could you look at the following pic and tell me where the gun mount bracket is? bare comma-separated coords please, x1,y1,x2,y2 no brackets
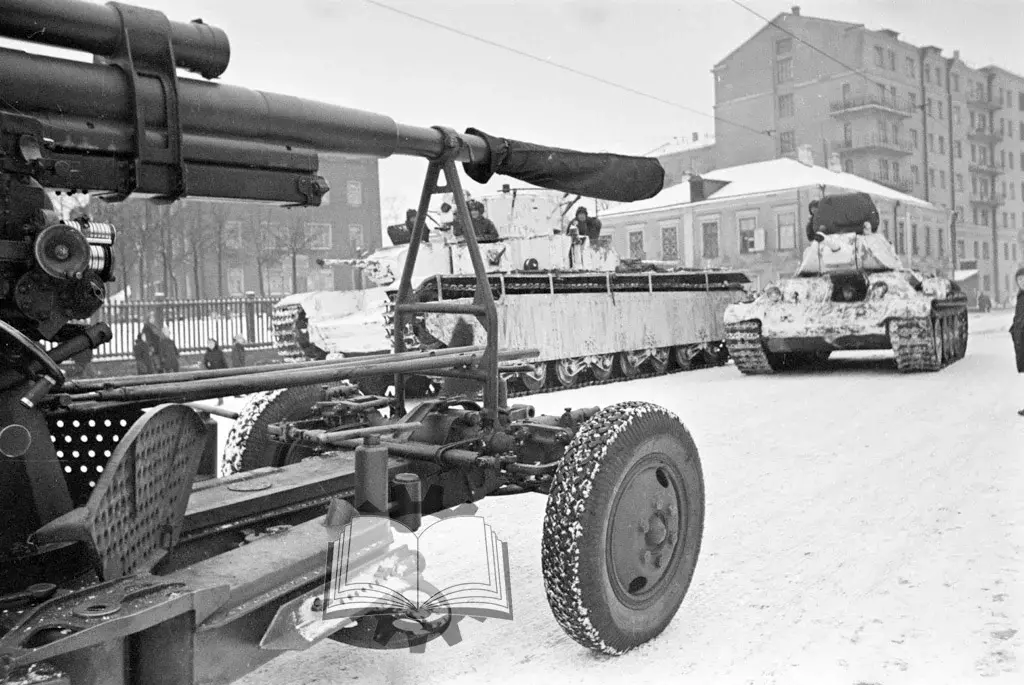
430,126,464,165
99,2,187,203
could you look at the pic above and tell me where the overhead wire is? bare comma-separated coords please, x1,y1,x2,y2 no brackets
358,0,773,142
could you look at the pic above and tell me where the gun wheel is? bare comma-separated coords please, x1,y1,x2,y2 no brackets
541,401,704,655
221,384,329,476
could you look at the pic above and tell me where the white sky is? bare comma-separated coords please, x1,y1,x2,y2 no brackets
5,0,1023,223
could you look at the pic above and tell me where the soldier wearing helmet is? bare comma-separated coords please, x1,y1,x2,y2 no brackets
454,200,500,243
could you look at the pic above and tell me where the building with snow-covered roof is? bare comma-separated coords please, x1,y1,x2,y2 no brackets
599,157,951,290
652,4,1024,303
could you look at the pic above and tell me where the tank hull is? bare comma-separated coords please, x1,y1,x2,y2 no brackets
723,269,969,374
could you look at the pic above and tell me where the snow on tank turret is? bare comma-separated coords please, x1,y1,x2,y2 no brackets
723,191,969,374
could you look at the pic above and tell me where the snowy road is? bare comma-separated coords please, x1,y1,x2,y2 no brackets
233,311,1021,685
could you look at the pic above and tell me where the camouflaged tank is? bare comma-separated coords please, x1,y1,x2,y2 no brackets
272,188,750,394
723,192,969,374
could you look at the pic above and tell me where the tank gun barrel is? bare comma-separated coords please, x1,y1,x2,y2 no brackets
0,0,665,205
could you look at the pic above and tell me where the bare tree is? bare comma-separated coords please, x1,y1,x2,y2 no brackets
280,210,314,293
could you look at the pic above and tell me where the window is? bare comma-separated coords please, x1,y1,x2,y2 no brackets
973,241,979,259
1020,92,1024,110
779,131,796,154
738,215,764,254
911,224,919,255
983,275,991,291
896,221,906,254
224,220,244,248
844,159,854,173
304,222,333,250
1004,242,1010,260
1015,244,1019,261
940,170,946,188
982,241,990,260
929,168,936,186
938,229,945,257
924,226,931,255
957,239,965,257
777,93,794,118
888,50,895,70
938,102,944,119
776,58,793,84
953,105,961,125
906,57,915,77
701,220,719,259
346,180,363,206
928,133,934,151
347,224,364,252
938,136,945,154
1004,212,1009,228
227,267,245,296
874,46,885,67
927,98,933,117
882,218,890,240
628,230,645,259
776,210,797,250
912,165,919,183
776,38,792,54
952,74,960,92
956,173,963,191
925,63,932,82
911,129,918,149
971,144,977,162
660,223,679,261
955,141,962,159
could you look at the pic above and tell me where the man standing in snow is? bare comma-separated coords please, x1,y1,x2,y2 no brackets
1010,266,1024,416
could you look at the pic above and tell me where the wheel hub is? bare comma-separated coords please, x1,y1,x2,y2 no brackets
608,460,684,603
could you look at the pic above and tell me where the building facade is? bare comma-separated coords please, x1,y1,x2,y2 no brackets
658,5,1023,304
195,153,381,298
598,159,949,290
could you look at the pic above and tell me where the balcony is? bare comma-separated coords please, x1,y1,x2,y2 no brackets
833,134,914,156
966,128,1003,144
969,192,1005,207
966,93,1001,111
830,94,914,118
866,174,914,194
968,160,1003,175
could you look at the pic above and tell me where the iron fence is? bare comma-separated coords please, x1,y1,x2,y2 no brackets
89,293,279,361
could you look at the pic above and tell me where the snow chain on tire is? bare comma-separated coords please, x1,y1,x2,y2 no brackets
541,401,705,655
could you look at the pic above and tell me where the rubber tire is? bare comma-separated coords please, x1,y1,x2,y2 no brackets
221,384,329,476
541,401,705,655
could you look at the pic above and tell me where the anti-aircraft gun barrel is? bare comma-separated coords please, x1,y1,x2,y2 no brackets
0,0,665,205
0,0,230,79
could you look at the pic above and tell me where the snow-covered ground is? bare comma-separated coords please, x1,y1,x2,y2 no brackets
213,309,1021,685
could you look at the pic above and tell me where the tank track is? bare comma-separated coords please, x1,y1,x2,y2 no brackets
723,320,776,375
888,307,968,372
271,302,320,361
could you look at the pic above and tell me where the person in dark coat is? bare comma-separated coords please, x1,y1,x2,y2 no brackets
133,331,156,375
569,207,603,243
204,338,228,370
453,201,500,243
1010,266,1024,416
204,338,228,404
805,199,820,243
231,334,246,368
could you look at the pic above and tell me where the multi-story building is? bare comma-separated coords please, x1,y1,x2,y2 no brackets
197,153,381,298
661,5,1023,304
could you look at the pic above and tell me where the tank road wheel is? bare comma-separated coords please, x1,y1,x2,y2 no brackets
221,384,328,476
590,354,616,382
520,362,549,394
541,401,704,655
555,358,586,389
672,345,696,371
618,351,645,379
648,348,671,375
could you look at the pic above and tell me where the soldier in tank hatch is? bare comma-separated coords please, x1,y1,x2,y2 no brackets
569,207,602,242
453,200,500,243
